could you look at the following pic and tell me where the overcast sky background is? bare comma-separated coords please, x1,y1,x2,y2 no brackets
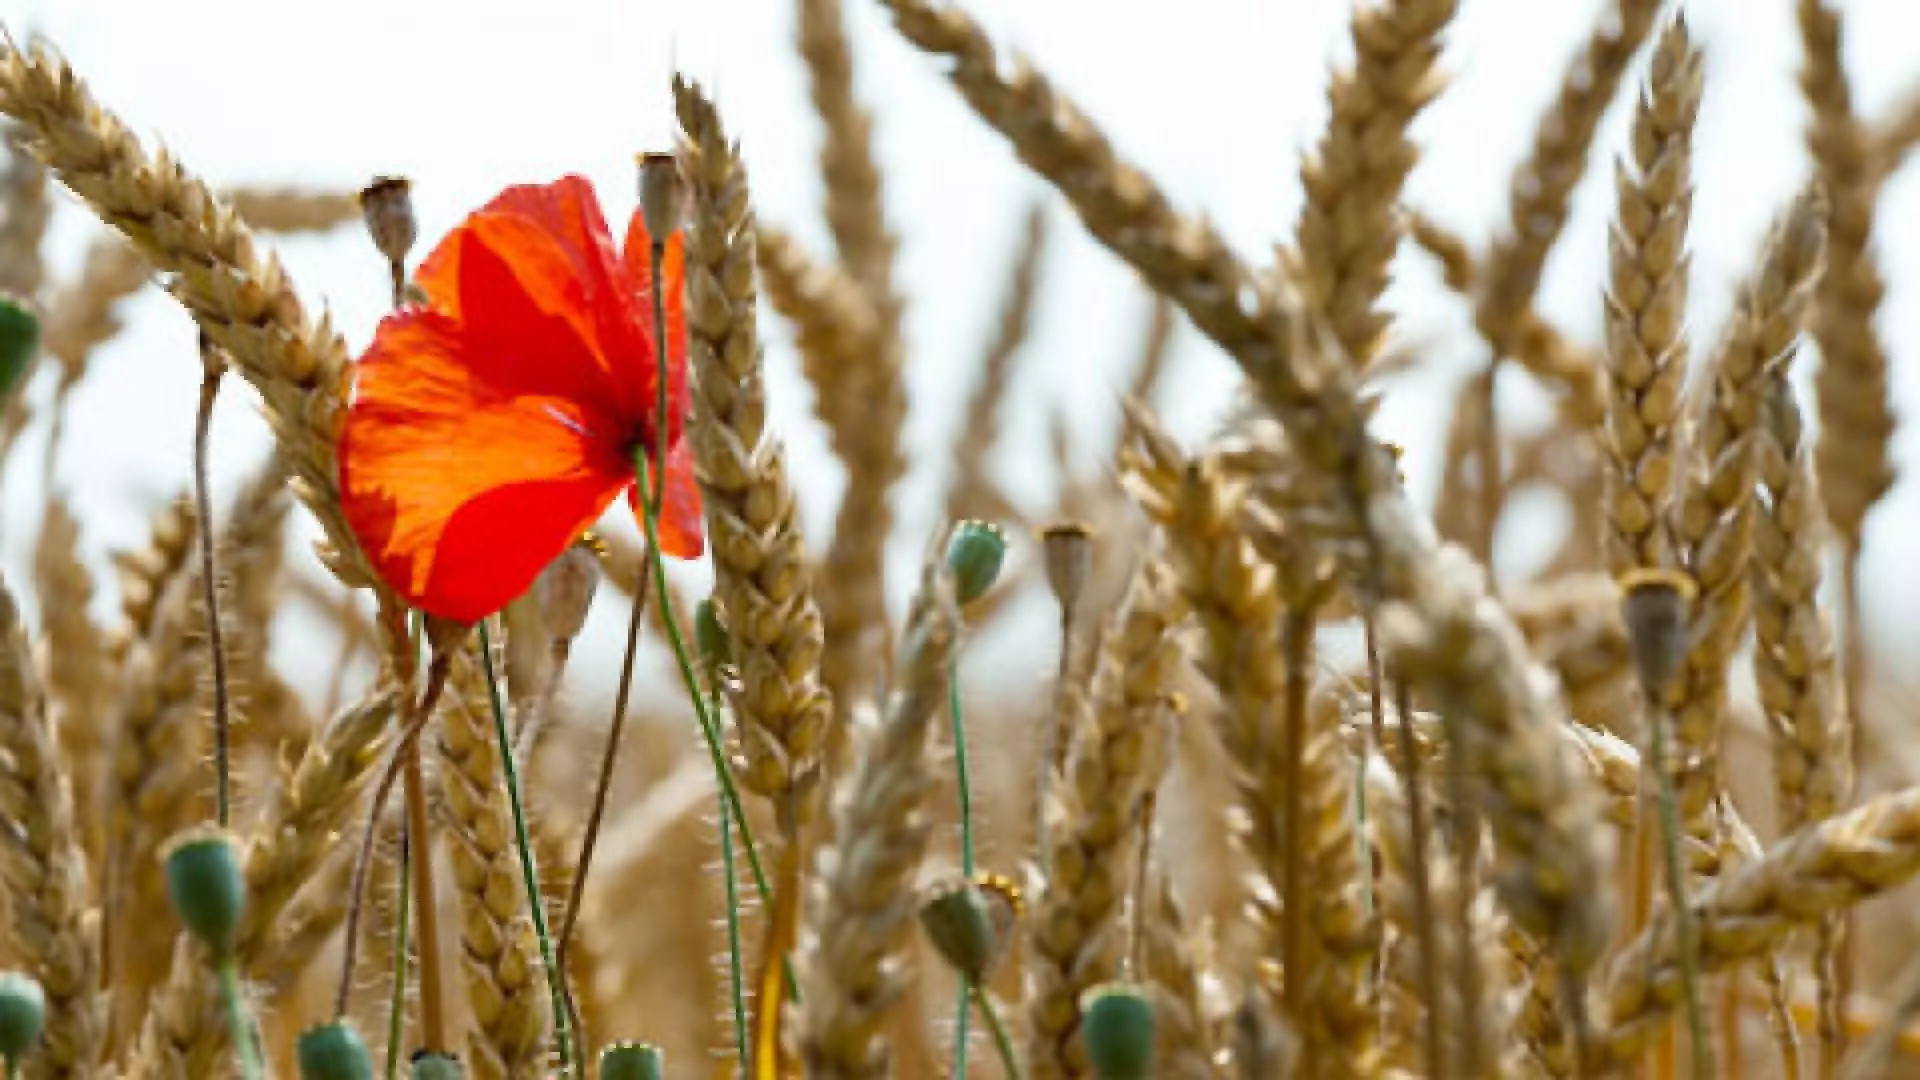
2,0,1919,703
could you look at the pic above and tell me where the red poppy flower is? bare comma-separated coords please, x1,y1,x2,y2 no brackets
339,174,702,624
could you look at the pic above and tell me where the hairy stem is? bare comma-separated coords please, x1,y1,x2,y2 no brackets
193,358,234,827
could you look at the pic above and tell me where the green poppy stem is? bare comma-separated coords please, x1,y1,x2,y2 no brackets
475,621,574,1074
216,958,263,1080
971,983,1023,1080
715,683,751,1072
950,663,975,1077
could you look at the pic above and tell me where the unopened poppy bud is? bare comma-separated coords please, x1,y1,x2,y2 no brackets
1080,983,1156,1079
598,1042,665,1080
163,826,246,959
297,1021,373,1080
636,152,684,243
1041,521,1093,615
537,540,602,642
409,1051,464,1079
0,971,46,1067
1617,568,1696,696
694,598,732,678
0,291,39,402
945,520,1008,605
359,176,417,266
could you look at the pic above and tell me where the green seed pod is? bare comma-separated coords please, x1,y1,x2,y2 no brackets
599,1041,664,1080
297,1021,373,1080
0,971,47,1066
919,880,1001,981
1081,983,1155,1080
945,520,1008,605
0,292,39,404
409,1051,464,1080
162,827,247,958
693,598,732,678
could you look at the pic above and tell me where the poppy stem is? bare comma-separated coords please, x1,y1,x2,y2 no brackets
384,828,411,1080
950,662,974,1078
334,651,452,1025
711,680,752,1073
554,546,651,1030
475,619,575,1074
648,240,670,515
193,336,233,828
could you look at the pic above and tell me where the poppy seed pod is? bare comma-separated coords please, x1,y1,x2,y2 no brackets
0,291,39,403
1617,567,1696,696
297,1021,374,1080
1040,521,1092,615
919,880,998,981
359,175,417,267
409,1051,464,1079
598,1042,665,1080
162,826,247,959
1081,983,1156,1080
636,152,685,243
536,540,602,642
0,971,46,1067
945,520,1008,605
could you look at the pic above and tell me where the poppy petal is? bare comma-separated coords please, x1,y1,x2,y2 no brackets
341,310,633,622
626,437,705,560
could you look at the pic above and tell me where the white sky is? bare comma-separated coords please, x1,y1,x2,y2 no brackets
4,0,1920,700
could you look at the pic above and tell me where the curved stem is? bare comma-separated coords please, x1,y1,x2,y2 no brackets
384,830,411,1080
193,363,232,826
335,654,452,1021
476,621,573,1074
555,556,651,988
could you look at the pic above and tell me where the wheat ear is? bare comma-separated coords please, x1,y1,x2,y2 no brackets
31,498,111,872
676,76,835,830
0,43,377,592
1294,0,1457,369
438,653,550,1079
1597,785,1920,1065
797,560,958,1079
1476,0,1662,425
1121,406,1376,1073
1668,188,1826,865
1601,15,1701,576
0,575,102,1080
